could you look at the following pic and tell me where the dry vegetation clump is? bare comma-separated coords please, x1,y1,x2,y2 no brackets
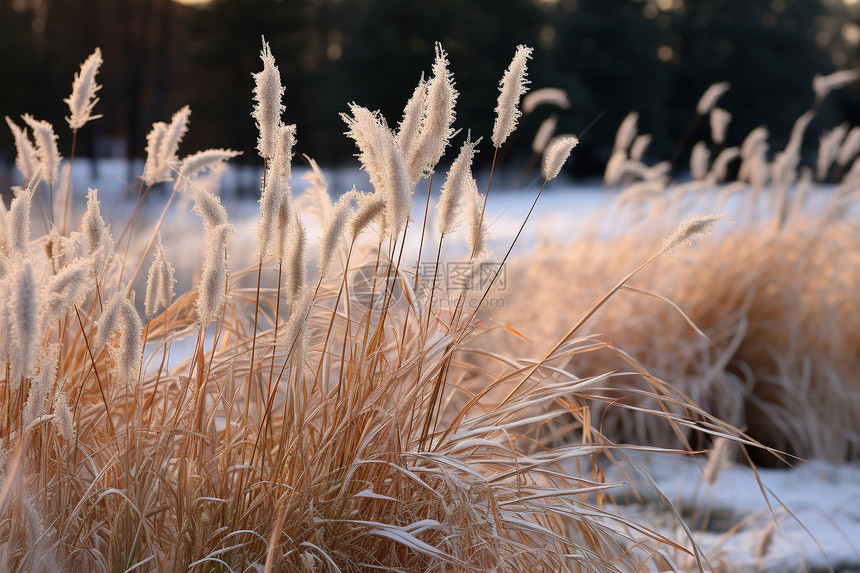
0,42,760,572
500,82,860,464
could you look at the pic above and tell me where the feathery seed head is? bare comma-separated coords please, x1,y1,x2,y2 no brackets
397,74,428,156
531,114,558,154
817,124,848,181
438,134,479,236
522,87,570,115
351,191,387,242
142,107,190,186
690,141,710,181
11,261,39,381
318,188,357,278
5,116,39,183
191,183,229,230
117,298,143,382
661,214,730,257
630,134,652,161
7,186,33,258
94,288,124,350
23,345,60,428
837,127,860,167
42,258,93,329
542,135,579,181
283,285,313,357
271,123,297,181
284,212,307,305
145,235,176,319
21,114,61,186
196,222,236,326
82,188,114,275
65,47,103,130
407,43,458,183
492,45,533,148
696,82,730,115
143,121,168,186
176,149,242,192
613,112,639,153
707,147,740,183
253,38,285,159
466,178,488,256
813,70,859,100
53,391,76,444
342,104,412,238
710,108,732,145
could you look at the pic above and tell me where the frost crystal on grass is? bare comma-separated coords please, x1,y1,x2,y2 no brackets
65,47,103,130
492,45,533,148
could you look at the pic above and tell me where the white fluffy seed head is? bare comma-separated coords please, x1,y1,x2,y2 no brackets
542,135,579,181
397,74,428,158
696,82,730,115
492,45,533,148
613,112,639,153
707,147,740,184
351,191,387,242
94,288,124,350
522,87,570,115
741,126,769,159
710,108,732,145
438,134,479,237
23,345,60,428
271,123,297,181
252,38,285,160
630,134,652,161
42,257,93,329
21,114,61,186
5,116,39,183
117,298,143,382
197,223,236,326
11,261,40,381
145,235,176,319
65,47,103,130
284,212,307,306
143,107,190,186
175,148,242,192
407,43,458,183
53,391,76,444
258,125,296,260
531,114,558,154
813,70,859,100
318,189,357,278
817,123,849,181
143,121,168,186
7,186,33,258
342,105,411,238
837,127,860,167
466,178,487,256
603,149,627,187
191,183,229,230
661,214,730,256
282,285,313,362
82,188,114,275
690,141,711,181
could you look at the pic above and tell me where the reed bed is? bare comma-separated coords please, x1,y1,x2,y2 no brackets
501,78,860,465
0,41,769,572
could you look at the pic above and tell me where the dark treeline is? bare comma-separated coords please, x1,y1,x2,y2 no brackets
1,0,858,176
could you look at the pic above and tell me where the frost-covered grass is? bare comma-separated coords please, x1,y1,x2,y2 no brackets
1,39,858,572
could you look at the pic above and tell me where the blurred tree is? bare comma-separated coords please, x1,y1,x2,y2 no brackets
1,0,857,179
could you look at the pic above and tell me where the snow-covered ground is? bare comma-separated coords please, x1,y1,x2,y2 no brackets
603,452,860,572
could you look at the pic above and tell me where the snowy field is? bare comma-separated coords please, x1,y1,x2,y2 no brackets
7,157,860,572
